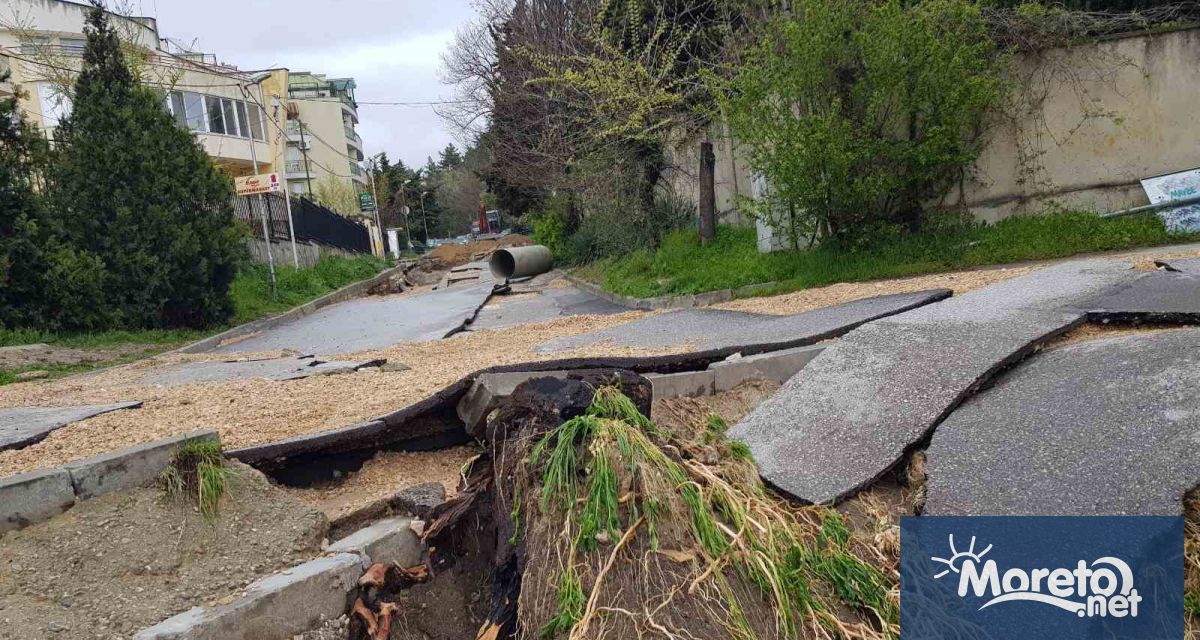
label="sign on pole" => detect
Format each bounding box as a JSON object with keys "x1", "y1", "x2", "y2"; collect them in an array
[
  {"x1": 235, "y1": 172, "x2": 282, "y2": 196},
  {"x1": 1140, "y1": 168, "x2": 1200, "y2": 232},
  {"x1": 359, "y1": 192, "x2": 377, "y2": 212}
]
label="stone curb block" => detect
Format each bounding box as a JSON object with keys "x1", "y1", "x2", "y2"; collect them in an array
[
  {"x1": 645, "y1": 370, "x2": 716, "y2": 399},
  {"x1": 708, "y1": 344, "x2": 826, "y2": 391},
  {"x1": 563, "y1": 274, "x2": 777, "y2": 311},
  {"x1": 133, "y1": 553, "x2": 362, "y2": 640},
  {"x1": 177, "y1": 262, "x2": 413, "y2": 354},
  {"x1": 0, "y1": 467, "x2": 76, "y2": 533},
  {"x1": 456, "y1": 370, "x2": 571, "y2": 431},
  {"x1": 1, "y1": 431, "x2": 221, "y2": 533},
  {"x1": 327, "y1": 516, "x2": 423, "y2": 568},
  {"x1": 65, "y1": 430, "x2": 220, "y2": 500}
]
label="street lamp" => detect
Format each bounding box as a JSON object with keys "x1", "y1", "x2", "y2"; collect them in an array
[{"x1": 419, "y1": 190, "x2": 431, "y2": 246}]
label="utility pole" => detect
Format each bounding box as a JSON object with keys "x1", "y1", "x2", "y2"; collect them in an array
[
  {"x1": 420, "y1": 190, "x2": 431, "y2": 245},
  {"x1": 366, "y1": 156, "x2": 386, "y2": 258},
  {"x1": 244, "y1": 77, "x2": 298, "y2": 269},
  {"x1": 245, "y1": 109, "x2": 277, "y2": 298},
  {"x1": 297, "y1": 120, "x2": 314, "y2": 198},
  {"x1": 699, "y1": 140, "x2": 716, "y2": 245}
]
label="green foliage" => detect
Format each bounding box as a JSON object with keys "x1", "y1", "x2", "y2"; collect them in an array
[
  {"x1": 565, "y1": 193, "x2": 695, "y2": 264},
  {"x1": 160, "y1": 437, "x2": 234, "y2": 519},
  {"x1": 584, "y1": 211, "x2": 1194, "y2": 298},
  {"x1": 0, "y1": 69, "x2": 54, "y2": 330},
  {"x1": 525, "y1": 195, "x2": 572, "y2": 259},
  {"x1": 41, "y1": 5, "x2": 245, "y2": 331},
  {"x1": 229, "y1": 254, "x2": 388, "y2": 324},
  {"x1": 718, "y1": 0, "x2": 1006, "y2": 246}
]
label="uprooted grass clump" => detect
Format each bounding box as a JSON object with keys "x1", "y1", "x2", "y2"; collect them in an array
[
  {"x1": 521, "y1": 386, "x2": 898, "y2": 639},
  {"x1": 159, "y1": 438, "x2": 235, "y2": 519}
]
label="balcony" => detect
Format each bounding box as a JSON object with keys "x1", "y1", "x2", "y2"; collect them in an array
[
  {"x1": 285, "y1": 160, "x2": 311, "y2": 177},
  {"x1": 286, "y1": 121, "x2": 303, "y2": 141}
]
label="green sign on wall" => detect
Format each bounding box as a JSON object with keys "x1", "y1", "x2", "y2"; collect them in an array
[{"x1": 359, "y1": 192, "x2": 377, "y2": 212}]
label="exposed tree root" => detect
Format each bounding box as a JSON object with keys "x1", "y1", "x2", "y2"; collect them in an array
[{"x1": 347, "y1": 369, "x2": 899, "y2": 639}]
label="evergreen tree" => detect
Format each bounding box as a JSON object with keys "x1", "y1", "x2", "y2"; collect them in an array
[
  {"x1": 49, "y1": 3, "x2": 245, "y2": 329},
  {"x1": 0, "y1": 70, "x2": 61, "y2": 328}
]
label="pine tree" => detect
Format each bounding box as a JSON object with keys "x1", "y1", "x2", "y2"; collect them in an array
[
  {"x1": 49, "y1": 2, "x2": 244, "y2": 329},
  {"x1": 0, "y1": 69, "x2": 59, "y2": 328}
]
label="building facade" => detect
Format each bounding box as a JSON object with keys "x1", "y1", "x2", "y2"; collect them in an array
[
  {"x1": 0, "y1": 0, "x2": 369, "y2": 199},
  {"x1": 284, "y1": 72, "x2": 368, "y2": 201}
]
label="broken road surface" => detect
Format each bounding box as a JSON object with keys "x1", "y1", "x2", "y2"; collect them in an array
[
  {"x1": 924, "y1": 327, "x2": 1200, "y2": 515},
  {"x1": 535, "y1": 289, "x2": 951, "y2": 353},
  {"x1": 727, "y1": 259, "x2": 1200, "y2": 505}
]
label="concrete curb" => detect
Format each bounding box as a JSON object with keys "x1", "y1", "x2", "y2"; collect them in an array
[
  {"x1": 564, "y1": 274, "x2": 776, "y2": 310},
  {"x1": 0, "y1": 430, "x2": 219, "y2": 533},
  {"x1": 135, "y1": 517, "x2": 425, "y2": 639},
  {"x1": 134, "y1": 553, "x2": 362, "y2": 640},
  {"x1": 177, "y1": 262, "x2": 414, "y2": 354}
]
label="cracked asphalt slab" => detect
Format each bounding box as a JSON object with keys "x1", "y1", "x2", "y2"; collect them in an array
[
  {"x1": 924, "y1": 327, "x2": 1200, "y2": 516},
  {"x1": 0, "y1": 401, "x2": 143, "y2": 451},
  {"x1": 1157, "y1": 257, "x2": 1200, "y2": 273},
  {"x1": 534, "y1": 289, "x2": 951, "y2": 353},
  {"x1": 469, "y1": 287, "x2": 626, "y2": 331},
  {"x1": 213, "y1": 282, "x2": 495, "y2": 356},
  {"x1": 728, "y1": 260, "x2": 1142, "y2": 505},
  {"x1": 136, "y1": 357, "x2": 385, "y2": 385},
  {"x1": 1080, "y1": 269, "x2": 1200, "y2": 321}
]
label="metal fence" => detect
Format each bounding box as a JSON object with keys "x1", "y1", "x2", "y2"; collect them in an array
[{"x1": 232, "y1": 193, "x2": 371, "y2": 254}]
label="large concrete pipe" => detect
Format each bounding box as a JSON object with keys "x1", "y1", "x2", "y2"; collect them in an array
[{"x1": 490, "y1": 245, "x2": 553, "y2": 280}]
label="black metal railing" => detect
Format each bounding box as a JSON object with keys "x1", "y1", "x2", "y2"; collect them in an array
[{"x1": 232, "y1": 193, "x2": 371, "y2": 254}]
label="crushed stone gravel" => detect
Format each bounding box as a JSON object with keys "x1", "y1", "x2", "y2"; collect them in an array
[{"x1": 0, "y1": 462, "x2": 327, "y2": 639}]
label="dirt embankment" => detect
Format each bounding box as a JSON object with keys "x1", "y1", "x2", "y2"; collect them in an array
[
  {"x1": 0, "y1": 462, "x2": 327, "y2": 639},
  {"x1": 426, "y1": 234, "x2": 531, "y2": 268}
]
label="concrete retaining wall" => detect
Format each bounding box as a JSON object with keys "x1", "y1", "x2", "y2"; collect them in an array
[
  {"x1": 0, "y1": 430, "x2": 218, "y2": 533},
  {"x1": 246, "y1": 238, "x2": 358, "y2": 269}
]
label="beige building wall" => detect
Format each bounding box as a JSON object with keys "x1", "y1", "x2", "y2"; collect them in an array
[
  {"x1": 948, "y1": 26, "x2": 1200, "y2": 221},
  {"x1": 0, "y1": 0, "x2": 284, "y2": 177},
  {"x1": 669, "y1": 25, "x2": 1200, "y2": 231},
  {"x1": 284, "y1": 72, "x2": 367, "y2": 208}
]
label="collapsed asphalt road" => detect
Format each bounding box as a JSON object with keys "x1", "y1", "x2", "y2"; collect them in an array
[{"x1": 729, "y1": 258, "x2": 1200, "y2": 510}]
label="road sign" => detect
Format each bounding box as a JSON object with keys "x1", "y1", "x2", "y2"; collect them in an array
[
  {"x1": 235, "y1": 172, "x2": 281, "y2": 196},
  {"x1": 359, "y1": 192, "x2": 377, "y2": 212},
  {"x1": 1141, "y1": 168, "x2": 1200, "y2": 232}
]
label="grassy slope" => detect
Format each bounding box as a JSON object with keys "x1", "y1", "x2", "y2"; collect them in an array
[
  {"x1": 0, "y1": 254, "x2": 389, "y2": 384},
  {"x1": 579, "y1": 212, "x2": 1199, "y2": 298}
]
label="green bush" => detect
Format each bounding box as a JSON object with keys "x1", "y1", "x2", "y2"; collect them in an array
[
  {"x1": 526, "y1": 197, "x2": 571, "y2": 259},
  {"x1": 44, "y1": 5, "x2": 246, "y2": 331},
  {"x1": 718, "y1": 0, "x2": 1005, "y2": 247},
  {"x1": 565, "y1": 195, "x2": 695, "y2": 264},
  {"x1": 229, "y1": 254, "x2": 388, "y2": 324}
]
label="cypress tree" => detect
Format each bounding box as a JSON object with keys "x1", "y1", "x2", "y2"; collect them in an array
[{"x1": 50, "y1": 2, "x2": 245, "y2": 329}]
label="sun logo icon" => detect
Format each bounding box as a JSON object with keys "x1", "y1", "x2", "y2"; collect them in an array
[{"x1": 931, "y1": 534, "x2": 993, "y2": 580}]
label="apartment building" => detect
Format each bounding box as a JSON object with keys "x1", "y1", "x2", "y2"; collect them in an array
[
  {"x1": 0, "y1": 0, "x2": 362, "y2": 190},
  {"x1": 284, "y1": 72, "x2": 368, "y2": 198}
]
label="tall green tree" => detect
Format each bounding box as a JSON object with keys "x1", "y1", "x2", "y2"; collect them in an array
[{"x1": 49, "y1": 2, "x2": 245, "y2": 329}]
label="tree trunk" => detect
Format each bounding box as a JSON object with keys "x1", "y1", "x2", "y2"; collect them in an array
[{"x1": 699, "y1": 140, "x2": 716, "y2": 245}]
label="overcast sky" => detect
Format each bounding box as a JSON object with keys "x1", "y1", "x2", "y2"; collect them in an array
[{"x1": 141, "y1": 0, "x2": 476, "y2": 167}]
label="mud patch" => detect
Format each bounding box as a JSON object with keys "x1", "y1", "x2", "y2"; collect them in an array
[{"x1": 0, "y1": 462, "x2": 327, "y2": 639}]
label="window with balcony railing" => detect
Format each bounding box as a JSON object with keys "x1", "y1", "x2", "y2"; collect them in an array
[
  {"x1": 165, "y1": 90, "x2": 265, "y2": 141},
  {"x1": 349, "y1": 162, "x2": 363, "y2": 177},
  {"x1": 286, "y1": 160, "x2": 309, "y2": 173}
]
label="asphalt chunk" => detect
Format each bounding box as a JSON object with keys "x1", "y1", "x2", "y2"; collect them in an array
[
  {"x1": 924, "y1": 327, "x2": 1200, "y2": 515},
  {"x1": 0, "y1": 401, "x2": 143, "y2": 451},
  {"x1": 535, "y1": 289, "x2": 951, "y2": 353},
  {"x1": 728, "y1": 260, "x2": 1135, "y2": 504}
]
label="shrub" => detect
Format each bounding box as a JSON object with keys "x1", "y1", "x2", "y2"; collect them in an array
[
  {"x1": 718, "y1": 0, "x2": 1006, "y2": 247},
  {"x1": 46, "y1": 4, "x2": 245, "y2": 331},
  {"x1": 565, "y1": 194, "x2": 695, "y2": 264}
]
